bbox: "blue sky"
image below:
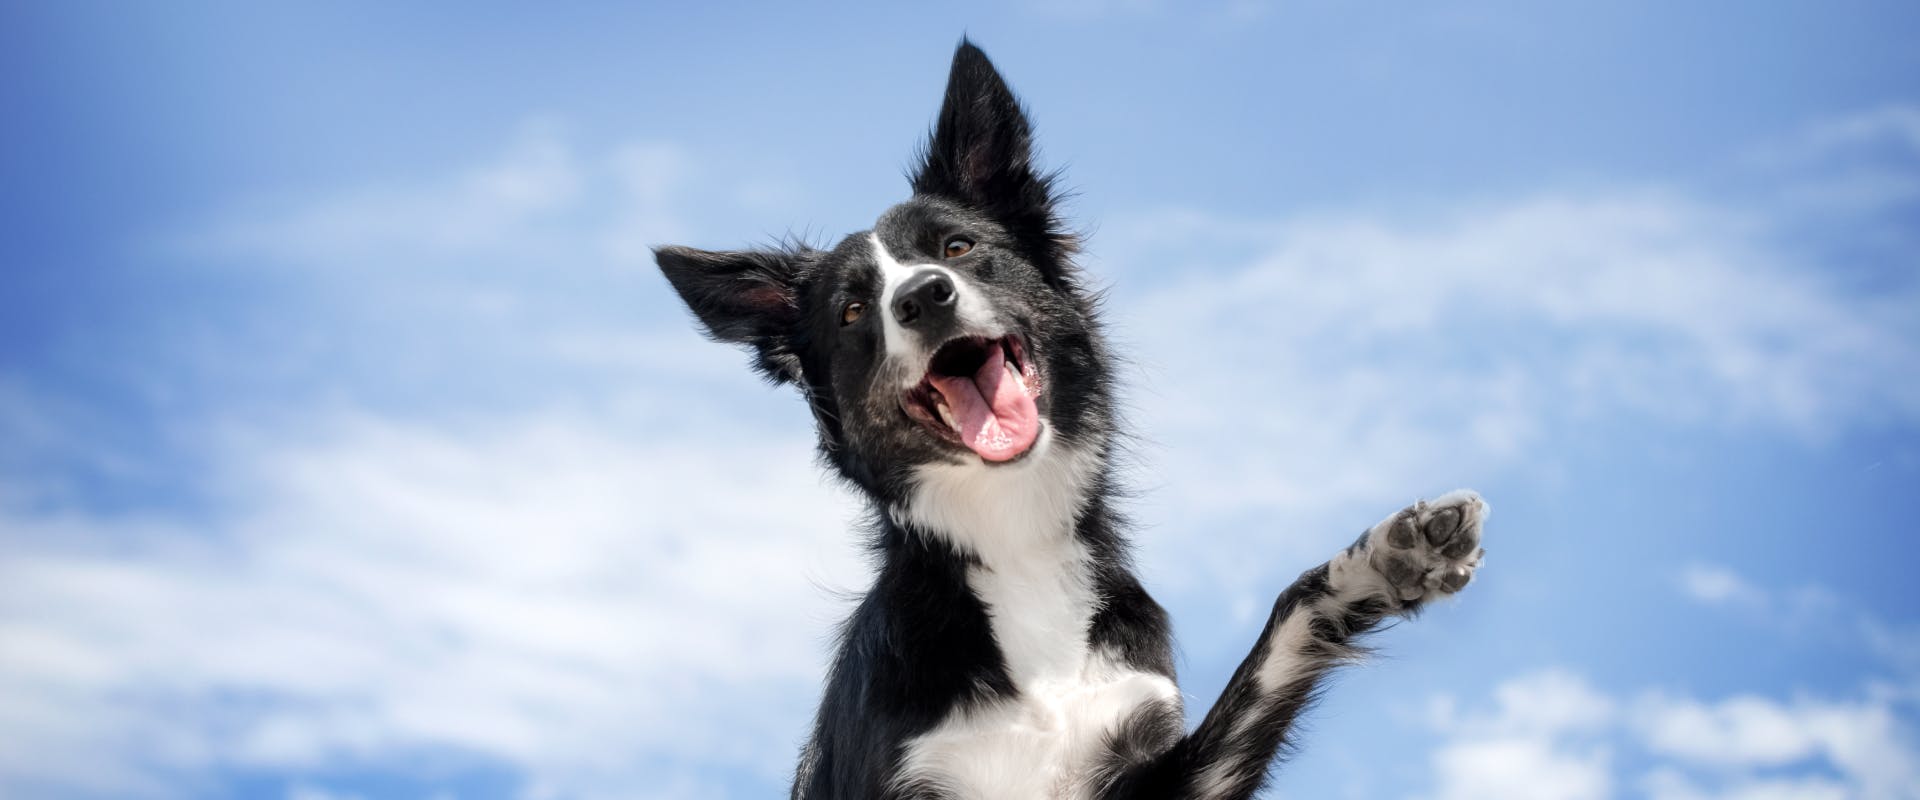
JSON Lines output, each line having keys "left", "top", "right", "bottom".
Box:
{"left": 3, "top": 2, "right": 1918, "bottom": 798}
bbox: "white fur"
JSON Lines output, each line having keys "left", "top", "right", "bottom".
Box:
{"left": 873, "top": 233, "right": 922, "bottom": 362}
{"left": 1182, "top": 609, "right": 1317, "bottom": 799}
{"left": 893, "top": 429, "right": 1100, "bottom": 686}
{"left": 869, "top": 233, "right": 1001, "bottom": 374}
{"left": 897, "top": 652, "right": 1178, "bottom": 799}
{"left": 1251, "top": 490, "right": 1487, "bottom": 695}
{"left": 891, "top": 435, "right": 1179, "bottom": 798}
{"left": 1191, "top": 757, "right": 1243, "bottom": 800}
{"left": 1251, "top": 609, "right": 1314, "bottom": 696}
{"left": 1194, "top": 492, "right": 1485, "bottom": 799}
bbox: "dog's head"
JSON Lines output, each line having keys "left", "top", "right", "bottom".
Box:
{"left": 656, "top": 42, "right": 1109, "bottom": 501}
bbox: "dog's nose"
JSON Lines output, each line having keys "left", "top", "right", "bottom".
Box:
{"left": 892, "top": 270, "right": 957, "bottom": 328}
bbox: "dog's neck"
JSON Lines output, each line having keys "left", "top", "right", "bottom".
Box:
{"left": 889, "top": 429, "right": 1107, "bottom": 686}
{"left": 891, "top": 430, "right": 1100, "bottom": 563}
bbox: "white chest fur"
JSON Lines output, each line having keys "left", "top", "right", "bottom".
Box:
{"left": 898, "top": 652, "right": 1179, "bottom": 799}
{"left": 890, "top": 435, "right": 1180, "bottom": 798}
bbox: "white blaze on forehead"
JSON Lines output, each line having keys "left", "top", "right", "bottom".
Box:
{"left": 871, "top": 233, "right": 922, "bottom": 361}
{"left": 868, "top": 232, "right": 1000, "bottom": 368}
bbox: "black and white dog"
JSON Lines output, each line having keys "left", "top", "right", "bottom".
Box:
{"left": 656, "top": 41, "right": 1488, "bottom": 800}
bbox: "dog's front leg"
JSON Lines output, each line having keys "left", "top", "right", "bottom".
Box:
{"left": 1100, "top": 490, "right": 1487, "bottom": 800}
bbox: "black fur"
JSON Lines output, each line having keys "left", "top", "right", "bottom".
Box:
{"left": 656, "top": 39, "right": 1479, "bottom": 800}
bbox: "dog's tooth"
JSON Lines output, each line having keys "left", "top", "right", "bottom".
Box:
{"left": 1007, "top": 361, "right": 1028, "bottom": 394}
{"left": 936, "top": 401, "right": 960, "bottom": 432}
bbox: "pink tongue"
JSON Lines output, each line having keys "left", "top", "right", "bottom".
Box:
{"left": 927, "top": 344, "right": 1039, "bottom": 462}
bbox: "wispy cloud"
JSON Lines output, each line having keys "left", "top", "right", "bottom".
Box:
{"left": 1419, "top": 562, "right": 1920, "bottom": 800}
{"left": 1680, "top": 563, "right": 1769, "bottom": 607}
{"left": 1423, "top": 670, "right": 1616, "bottom": 800}
{"left": 1634, "top": 690, "right": 1916, "bottom": 787}
{"left": 192, "top": 120, "right": 597, "bottom": 264}
{"left": 1424, "top": 667, "right": 1920, "bottom": 800}
{"left": 1101, "top": 130, "right": 1920, "bottom": 591}
{"left": 6, "top": 98, "right": 1919, "bottom": 799}
{"left": 1, "top": 122, "right": 867, "bottom": 798}
{"left": 1743, "top": 104, "right": 1920, "bottom": 170}
{"left": 1675, "top": 560, "right": 1916, "bottom": 667}
{"left": 0, "top": 413, "right": 866, "bottom": 798}
{"left": 1639, "top": 768, "right": 1851, "bottom": 800}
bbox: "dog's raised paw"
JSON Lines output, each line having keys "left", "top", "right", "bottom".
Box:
{"left": 1359, "top": 489, "right": 1486, "bottom": 605}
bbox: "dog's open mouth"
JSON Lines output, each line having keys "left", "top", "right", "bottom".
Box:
{"left": 901, "top": 335, "right": 1041, "bottom": 462}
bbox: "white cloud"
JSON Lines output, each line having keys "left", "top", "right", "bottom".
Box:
{"left": 1744, "top": 104, "right": 1920, "bottom": 169}
{"left": 1432, "top": 669, "right": 1617, "bottom": 738}
{"left": 1635, "top": 694, "right": 1822, "bottom": 767}
{"left": 1725, "top": 103, "right": 1920, "bottom": 233}
{"left": 0, "top": 412, "right": 868, "bottom": 798}
{"left": 1421, "top": 668, "right": 1920, "bottom": 800}
{"left": 1430, "top": 737, "right": 1613, "bottom": 800}
{"left": 1634, "top": 692, "right": 1920, "bottom": 800}
{"left": 1864, "top": 622, "right": 1920, "bottom": 676}
{"left": 1681, "top": 563, "right": 1768, "bottom": 607}
{"left": 1643, "top": 768, "right": 1850, "bottom": 800}
{"left": 1646, "top": 562, "right": 1920, "bottom": 799}
{"left": 1804, "top": 105, "right": 1920, "bottom": 155}
{"left": 1132, "top": 190, "right": 1920, "bottom": 472}
{"left": 196, "top": 119, "right": 593, "bottom": 263}
{"left": 10, "top": 101, "right": 1920, "bottom": 798}
{"left": 1674, "top": 562, "right": 1905, "bottom": 665}
{"left": 1425, "top": 670, "right": 1615, "bottom": 800}
{"left": 1102, "top": 170, "right": 1920, "bottom": 589}
{"left": 601, "top": 141, "right": 696, "bottom": 264}
{"left": 175, "top": 119, "right": 701, "bottom": 309}
{"left": 1, "top": 120, "right": 867, "bottom": 798}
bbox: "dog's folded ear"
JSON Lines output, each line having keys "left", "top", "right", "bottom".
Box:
{"left": 913, "top": 40, "right": 1074, "bottom": 270}
{"left": 655, "top": 245, "right": 805, "bottom": 383}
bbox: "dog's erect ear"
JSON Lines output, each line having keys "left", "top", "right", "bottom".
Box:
{"left": 913, "top": 41, "right": 1038, "bottom": 203}
{"left": 912, "top": 40, "right": 1072, "bottom": 267}
{"left": 655, "top": 245, "right": 805, "bottom": 383}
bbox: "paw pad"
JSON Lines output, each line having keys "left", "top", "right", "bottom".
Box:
{"left": 1363, "top": 490, "right": 1486, "bottom": 604}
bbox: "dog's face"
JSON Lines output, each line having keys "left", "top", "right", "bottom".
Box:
{"left": 656, "top": 43, "right": 1109, "bottom": 500}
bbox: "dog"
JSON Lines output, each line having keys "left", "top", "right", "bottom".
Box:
{"left": 655, "top": 40, "right": 1487, "bottom": 800}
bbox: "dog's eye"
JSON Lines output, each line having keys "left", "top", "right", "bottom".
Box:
{"left": 841, "top": 301, "right": 866, "bottom": 326}
{"left": 943, "top": 238, "right": 974, "bottom": 258}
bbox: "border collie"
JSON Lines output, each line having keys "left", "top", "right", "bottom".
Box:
{"left": 656, "top": 40, "right": 1488, "bottom": 800}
